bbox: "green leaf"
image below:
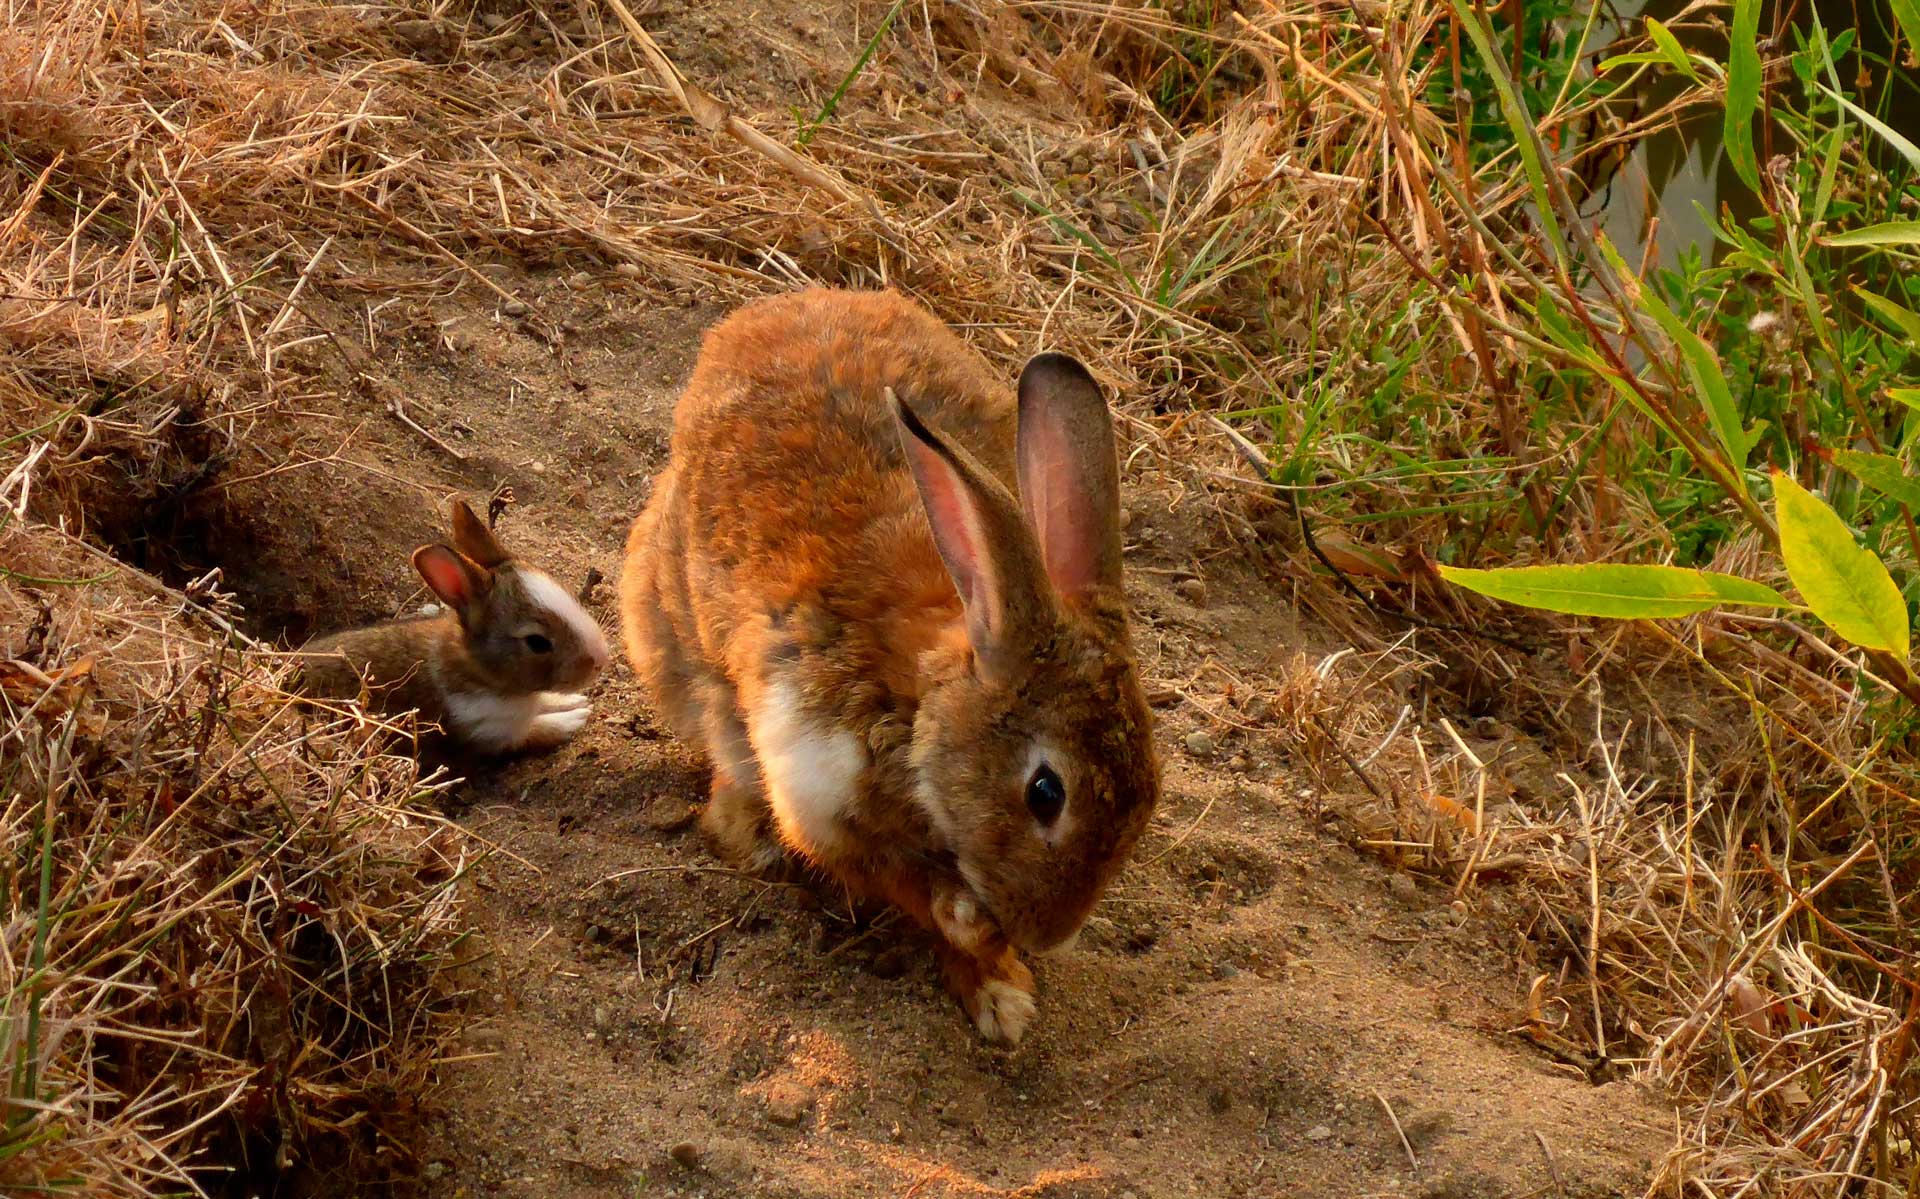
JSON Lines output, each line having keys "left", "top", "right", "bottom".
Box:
{"left": 1826, "top": 221, "right": 1920, "bottom": 248}
{"left": 1596, "top": 51, "right": 1669, "bottom": 73}
{"left": 1438, "top": 563, "right": 1789, "bottom": 619}
{"left": 1856, "top": 286, "right": 1920, "bottom": 343}
{"left": 1832, "top": 449, "right": 1920, "bottom": 509}
{"left": 1889, "top": 387, "right": 1920, "bottom": 412}
{"left": 1773, "top": 470, "right": 1911, "bottom": 657}
{"left": 1891, "top": 0, "right": 1920, "bottom": 68}
{"left": 1816, "top": 84, "right": 1920, "bottom": 176}
{"left": 1646, "top": 18, "right": 1702, "bottom": 81}
{"left": 1724, "top": 0, "right": 1763, "bottom": 192}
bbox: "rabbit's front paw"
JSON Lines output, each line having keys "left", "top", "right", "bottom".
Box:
{"left": 527, "top": 702, "right": 591, "bottom": 746}
{"left": 942, "top": 943, "right": 1035, "bottom": 1046}
{"left": 971, "top": 975, "right": 1037, "bottom": 1045}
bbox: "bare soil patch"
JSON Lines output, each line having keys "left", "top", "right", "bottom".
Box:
{"left": 195, "top": 261, "right": 1669, "bottom": 1196}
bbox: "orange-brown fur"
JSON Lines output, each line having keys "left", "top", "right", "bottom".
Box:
{"left": 621, "top": 289, "right": 1159, "bottom": 1042}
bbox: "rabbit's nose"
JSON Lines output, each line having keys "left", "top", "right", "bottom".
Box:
{"left": 586, "top": 627, "right": 611, "bottom": 671}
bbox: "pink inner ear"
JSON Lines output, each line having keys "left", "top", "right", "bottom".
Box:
{"left": 904, "top": 438, "right": 993, "bottom": 613}
{"left": 415, "top": 547, "right": 475, "bottom": 609}
{"left": 1019, "top": 407, "right": 1100, "bottom": 596}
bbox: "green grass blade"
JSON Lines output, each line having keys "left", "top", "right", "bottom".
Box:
{"left": 1439, "top": 563, "right": 1790, "bottom": 619}
{"left": 1816, "top": 85, "right": 1920, "bottom": 177}
{"left": 1445, "top": 0, "right": 1565, "bottom": 262}
{"left": 1597, "top": 236, "right": 1753, "bottom": 479}
{"left": 1724, "top": 0, "right": 1763, "bottom": 192}
{"left": 797, "top": 0, "right": 910, "bottom": 145}
{"left": 1774, "top": 470, "right": 1911, "bottom": 657}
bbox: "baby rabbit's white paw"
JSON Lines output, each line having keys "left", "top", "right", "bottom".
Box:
{"left": 526, "top": 701, "right": 591, "bottom": 746}
{"left": 539, "top": 691, "right": 591, "bottom": 714}
{"left": 972, "top": 978, "right": 1036, "bottom": 1046}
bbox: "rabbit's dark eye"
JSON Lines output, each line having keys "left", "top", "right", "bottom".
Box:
{"left": 1026, "top": 763, "right": 1066, "bottom": 827}
{"left": 524, "top": 633, "right": 554, "bottom": 654}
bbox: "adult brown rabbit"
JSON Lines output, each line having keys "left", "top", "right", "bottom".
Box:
{"left": 620, "top": 289, "right": 1160, "bottom": 1044}
{"left": 302, "top": 499, "right": 609, "bottom": 753}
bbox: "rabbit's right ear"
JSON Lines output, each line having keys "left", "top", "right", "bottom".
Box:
{"left": 1016, "top": 353, "right": 1123, "bottom": 602}
{"left": 451, "top": 500, "right": 510, "bottom": 569}
{"left": 412, "top": 544, "right": 491, "bottom": 626}
{"left": 893, "top": 390, "right": 1051, "bottom": 684}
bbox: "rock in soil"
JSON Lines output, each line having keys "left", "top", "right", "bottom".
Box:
{"left": 763, "top": 1079, "right": 812, "bottom": 1127}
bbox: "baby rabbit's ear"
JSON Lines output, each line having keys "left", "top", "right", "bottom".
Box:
{"left": 1015, "top": 354, "right": 1123, "bottom": 602}
{"left": 893, "top": 389, "right": 1050, "bottom": 684}
{"left": 451, "top": 499, "right": 509, "bottom": 569}
{"left": 412, "top": 544, "right": 491, "bottom": 625}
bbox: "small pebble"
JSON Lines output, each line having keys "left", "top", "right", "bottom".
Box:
{"left": 1388, "top": 874, "right": 1417, "bottom": 901}
{"left": 1212, "top": 961, "right": 1239, "bottom": 981}
{"left": 1184, "top": 730, "right": 1216, "bottom": 757}
{"left": 668, "top": 1141, "right": 701, "bottom": 1169}
{"left": 501, "top": 299, "right": 530, "bottom": 317}
{"left": 585, "top": 924, "right": 605, "bottom": 942}
{"left": 422, "top": 1161, "right": 449, "bottom": 1181}
{"left": 1175, "top": 577, "right": 1207, "bottom": 605}
{"left": 763, "top": 1080, "right": 811, "bottom": 1127}
{"left": 867, "top": 948, "right": 908, "bottom": 980}
{"left": 1227, "top": 754, "right": 1251, "bottom": 773}
{"left": 480, "top": 11, "right": 508, "bottom": 29}
{"left": 591, "top": 1004, "right": 612, "bottom": 1030}
{"left": 567, "top": 270, "right": 594, "bottom": 290}
{"left": 1305, "top": 1124, "right": 1334, "bottom": 1141}
{"left": 615, "top": 261, "right": 642, "bottom": 277}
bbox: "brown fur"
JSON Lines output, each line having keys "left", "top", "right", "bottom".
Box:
{"left": 620, "top": 289, "right": 1160, "bottom": 1042}
{"left": 300, "top": 499, "right": 609, "bottom": 753}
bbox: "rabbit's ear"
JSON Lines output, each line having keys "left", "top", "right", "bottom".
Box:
{"left": 1016, "top": 354, "right": 1124, "bottom": 601}
{"left": 451, "top": 499, "right": 509, "bottom": 568}
{"left": 412, "top": 544, "right": 491, "bottom": 626}
{"left": 893, "top": 390, "right": 1051, "bottom": 682}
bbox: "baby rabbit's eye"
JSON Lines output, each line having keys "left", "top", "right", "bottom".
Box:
{"left": 1025, "top": 763, "right": 1066, "bottom": 827}
{"left": 524, "top": 633, "right": 554, "bottom": 654}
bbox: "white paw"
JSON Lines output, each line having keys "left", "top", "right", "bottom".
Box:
{"left": 530, "top": 705, "right": 591, "bottom": 741}
{"left": 539, "top": 691, "right": 590, "bottom": 714}
{"left": 973, "top": 979, "right": 1036, "bottom": 1046}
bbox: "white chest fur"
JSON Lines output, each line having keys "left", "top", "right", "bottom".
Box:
{"left": 750, "top": 680, "right": 866, "bottom": 854}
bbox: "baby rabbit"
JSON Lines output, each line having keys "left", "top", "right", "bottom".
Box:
{"left": 302, "top": 498, "right": 609, "bottom": 753}
{"left": 620, "top": 289, "right": 1160, "bottom": 1044}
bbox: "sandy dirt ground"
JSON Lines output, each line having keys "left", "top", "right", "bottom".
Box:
{"left": 178, "top": 259, "right": 1673, "bottom": 1199}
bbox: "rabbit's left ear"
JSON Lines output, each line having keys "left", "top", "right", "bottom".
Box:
{"left": 1015, "top": 354, "right": 1124, "bottom": 602}
{"left": 412, "top": 544, "right": 491, "bottom": 627}
{"left": 451, "top": 499, "right": 509, "bottom": 569}
{"left": 893, "top": 389, "right": 1054, "bottom": 685}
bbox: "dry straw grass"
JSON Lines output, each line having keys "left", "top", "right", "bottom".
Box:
{"left": 2, "top": 0, "right": 1914, "bottom": 1193}
{"left": 2, "top": 487, "right": 472, "bottom": 1192}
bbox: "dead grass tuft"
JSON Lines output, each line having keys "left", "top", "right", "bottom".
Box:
{"left": 2, "top": 460, "right": 472, "bottom": 1193}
